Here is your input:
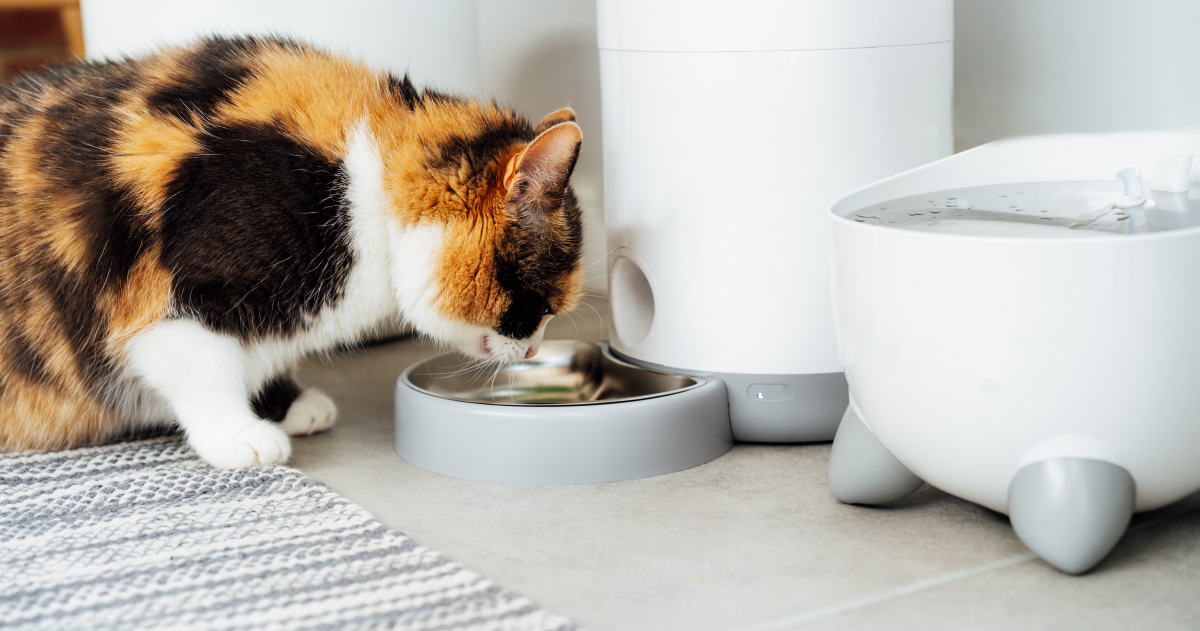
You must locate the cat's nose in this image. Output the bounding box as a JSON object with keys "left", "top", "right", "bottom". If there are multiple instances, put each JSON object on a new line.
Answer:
{"left": 479, "top": 335, "right": 492, "bottom": 355}
{"left": 523, "top": 320, "right": 549, "bottom": 359}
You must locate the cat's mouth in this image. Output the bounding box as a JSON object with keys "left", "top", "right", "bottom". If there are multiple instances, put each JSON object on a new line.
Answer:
{"left": 479, "top": 334, "right": 492, "bottom": 356}
{"left": 475, "top": 325, "right": 547, "bottom": 363}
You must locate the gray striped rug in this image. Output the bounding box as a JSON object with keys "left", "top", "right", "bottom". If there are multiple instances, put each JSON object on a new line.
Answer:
{"left": 0, "top": 436, "right": 576, "bottom": 631}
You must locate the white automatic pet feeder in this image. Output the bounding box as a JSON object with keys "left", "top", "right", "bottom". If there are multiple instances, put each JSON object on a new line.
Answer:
{"left": 826, "top": 131, "right": 1200, "bottom": 574}
{"left": 598, "top": 0, "right": 952, "bottom": 441}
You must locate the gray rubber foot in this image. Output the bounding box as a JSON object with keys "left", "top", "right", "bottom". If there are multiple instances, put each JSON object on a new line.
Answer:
{"left": 1008, "top": 458, "right": 1135, "bottom": 575}
{"left": 828, "top": 404, "right": 924, "bottom": 505}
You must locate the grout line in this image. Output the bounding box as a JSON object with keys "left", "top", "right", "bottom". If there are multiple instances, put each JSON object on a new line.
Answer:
{"left": 737, "top": 552, "right": 1039, "bottom": 631}
{"left": 734, "top": 501, "right": 1198, "bottom": 631}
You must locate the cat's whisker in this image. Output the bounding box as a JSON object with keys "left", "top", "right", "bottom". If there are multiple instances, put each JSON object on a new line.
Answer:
{"left": 561, "top": 310, "right": 581, "bottom": 339}
{"left": 477, "top": 357, "right": 505, "bottom": 398}
{"left": 463, "top": 351, "right": 504, "bottom": 391}
{"left": 574, "top": 300, "right": 605, "bottom": 333}
{"left": 487, "top": 363, "right": 504, "bottom": 400}
{"left": 430, "top": 359, "right": 483, "bottom": 378}
{"left": 507, "top": 363, "right": 517, "bottom": 403}
{"left": 591, "top": 265, "right": 646, "bottom": 282}
{"left": 438, "top": 353, "right": 498, "bottom": 379}
{"left": 465, "top": 350, "right": 508, "bottom": 391}
{"left": 579, "top": 241, "right": 628, "bottom": 274}
{"left": 581, "top": 272, "right": 612, "bottom": 284}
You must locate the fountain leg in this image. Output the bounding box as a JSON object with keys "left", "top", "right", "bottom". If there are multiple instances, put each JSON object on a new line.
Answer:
{"left": 1008, "top": 458, "right": 1135, "bottom": 575}
{"left": 828, "top": 404, "right": 924, "bottom": 505}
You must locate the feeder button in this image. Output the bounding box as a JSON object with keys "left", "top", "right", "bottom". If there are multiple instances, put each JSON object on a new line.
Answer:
{"left": 748, "top": 384, "right": 793, "bottom": 402}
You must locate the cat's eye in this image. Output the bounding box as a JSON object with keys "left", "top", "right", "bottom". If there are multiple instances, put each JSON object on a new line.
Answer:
{"left": 543, "top": 305, "right": 553, "bottom": 316}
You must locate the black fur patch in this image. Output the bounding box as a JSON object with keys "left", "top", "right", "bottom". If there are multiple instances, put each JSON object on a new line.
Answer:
{"left": 0, "top": 97, "right": 21, "bottom": 156}
{"left": 386, "top": 73, "right": 421, "bottom": 110}
{"left": 39, "top": 61, "right": 149, "bottom": 290}
{"left": 421, "top": 88, "right": 462, "bottom": 108}
{"left": 146, "top": 37, "right": 257, "bottom": 121}
{"left": 5, "top": 328, "right": 51, "bottom": 385}
{"left": 252, "top": 374, "right": 303, "bottom": 423}
{"left": 42, "top": 261, "right": 115, "bottom": 385}
{"left": 82, "top": 185, "right": 153, "bottom": 287}
{"left": 495, "top": 288, "right": 548, "bottom": 340}
{"left": 429, "top": 116, "right": 534, "bottom": 175}
{"left": 494, "top": 186, "right": 584, "bottom": 340}
{"left": 162, "top": 121, "right": 352, "bottom": 339}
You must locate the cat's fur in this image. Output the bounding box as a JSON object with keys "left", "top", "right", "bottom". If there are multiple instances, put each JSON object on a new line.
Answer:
{"left": 0, "top": 37, "right": 584, "bottom": 467}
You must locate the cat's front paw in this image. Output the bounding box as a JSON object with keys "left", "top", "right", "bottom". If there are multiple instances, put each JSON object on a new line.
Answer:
{"left": 280, "top": 388, "right": 338, "bottom": 436}
{"left": 193, "top": 421, "right": 292, "bottom": 468}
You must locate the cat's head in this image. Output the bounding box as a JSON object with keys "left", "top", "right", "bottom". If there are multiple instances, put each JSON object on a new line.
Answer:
{"left": 388, "top": 104, "right": 584, "bottom": 363}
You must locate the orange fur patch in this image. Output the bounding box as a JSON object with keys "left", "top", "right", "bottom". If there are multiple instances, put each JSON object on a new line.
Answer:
{"left": 0, "top": 380, "right": 115, "bottom": 451}
{"left": 215, "top": 45, "right": 384, "bottom": 158}
{"left": 429, "top": 143, "right": 521, "bottom": 324}
{"left": 434, "top": 216, "right": 508, "bottom": 325}
{"left": 110, "top": 104, "right": 200, "bottom": 213}
{"left": 3, "top": 112, "right": 92, "bottom": 274}
{"left": 105, "top": 248, "right": 171, "bottom": 347}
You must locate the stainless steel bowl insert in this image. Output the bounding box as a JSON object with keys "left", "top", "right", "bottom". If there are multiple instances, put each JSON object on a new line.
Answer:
{"left": 404, "top": 340, "right": 700, "bottom": 405}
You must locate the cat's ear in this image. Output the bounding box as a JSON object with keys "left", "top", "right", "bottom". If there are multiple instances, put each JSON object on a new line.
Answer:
{"left": 534, "top": 107, "right": 576, "bottom": 135}
{"left": 503, "top": 122, "right": 582, "bottom": 207}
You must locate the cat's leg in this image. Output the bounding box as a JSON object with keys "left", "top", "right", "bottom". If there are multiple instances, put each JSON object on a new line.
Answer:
{"left": 125, "top": 319, "right": 290, "bottom": 468}
{"left": 282, "top": 388, "right": 338, "bottom": 436}
{"left": 251, "top": 374, "right": 338, "bottom": 436}
{"left": 251, "top": 375, "right": 302, "bottom": 422}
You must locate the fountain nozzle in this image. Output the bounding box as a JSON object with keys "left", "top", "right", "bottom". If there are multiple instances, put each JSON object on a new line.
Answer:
{"left": 1114, "top": 167, "right": 1146, "bottom": 209}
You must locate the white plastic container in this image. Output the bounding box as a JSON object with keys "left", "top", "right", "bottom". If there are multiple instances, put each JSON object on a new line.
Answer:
{"left": 827, "top": 131, "right": 1200, "bottom": 574}
{"left": 598, "top": 0, "right": 953, "bottom": 441}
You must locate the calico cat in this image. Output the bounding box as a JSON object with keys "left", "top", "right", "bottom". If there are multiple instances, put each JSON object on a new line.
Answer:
{"left": 0, "top": 36, "right": 584, "bottom": 468}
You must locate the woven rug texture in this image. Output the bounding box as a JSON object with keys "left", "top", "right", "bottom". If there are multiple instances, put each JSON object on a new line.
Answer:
{"left": 0, "top": 437, "right": 576, "bottom": 631}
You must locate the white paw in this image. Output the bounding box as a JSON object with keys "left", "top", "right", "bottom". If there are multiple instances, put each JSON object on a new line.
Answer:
{"left": 280, "top": 388, "right": 338, "bottom": 436}
{"left": 193, "top": 421, "right": 292, "bottom": 469}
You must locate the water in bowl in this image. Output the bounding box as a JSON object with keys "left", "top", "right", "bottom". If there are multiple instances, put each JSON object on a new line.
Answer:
{"left": 847, "top": 181, "right": 1200, "bottom": 238}
{"left": 404, "top": 341, "right": 699, "bottom": 405}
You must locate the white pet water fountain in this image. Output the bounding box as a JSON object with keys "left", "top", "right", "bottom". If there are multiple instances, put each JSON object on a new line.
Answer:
{"left": 826, "top": 130, "right": 1200, "bottom": 573}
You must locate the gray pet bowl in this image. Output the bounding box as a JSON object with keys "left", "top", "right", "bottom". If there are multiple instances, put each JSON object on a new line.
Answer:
{"left": 394, "top": 340, "right": 732, "bottom": 484}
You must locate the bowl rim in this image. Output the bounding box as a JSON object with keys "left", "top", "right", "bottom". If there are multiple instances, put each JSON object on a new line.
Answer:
{"left": 399, "top": 340, "right": 708, "bottom": 407}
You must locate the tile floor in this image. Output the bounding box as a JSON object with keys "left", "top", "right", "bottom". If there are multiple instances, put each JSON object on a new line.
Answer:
{"left": 290, "top": 298, "right": 1200, "bottom": 630}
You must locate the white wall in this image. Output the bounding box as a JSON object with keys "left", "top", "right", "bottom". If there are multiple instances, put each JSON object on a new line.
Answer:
{"left": 81, "top": 0, "right": 481, "bottom": 94}
{"left": 955, "top": 0, "right": 1200, "bottom": 151}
